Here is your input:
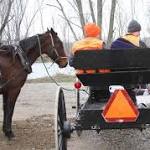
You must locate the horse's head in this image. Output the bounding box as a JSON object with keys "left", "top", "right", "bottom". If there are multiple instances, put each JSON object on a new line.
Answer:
{"left": 39, "top": 28, "right": 68, "bottom": 68}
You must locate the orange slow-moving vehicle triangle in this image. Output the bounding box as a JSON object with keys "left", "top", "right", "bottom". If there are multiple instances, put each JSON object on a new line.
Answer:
{"left": 102, "top": 89, "right": 139, "bottom": 122}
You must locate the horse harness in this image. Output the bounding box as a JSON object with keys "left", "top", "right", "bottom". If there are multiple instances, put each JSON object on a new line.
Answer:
{"left": 0, "top": 32, "right": 67, "bottom": 88}
{"left": 0, "top": 44, "right": 32, "bottom": 74}
{"left": 37, "top": 33, "right": 67, "bottom": 64}
{"left": 0, "top": 44, "right": 32, "bottom": 88}
{"left": 10, "top": 45, "right": 32, "bottom": 73}
{"left": 14, "top": 31, "right": 62, "bottom": 73}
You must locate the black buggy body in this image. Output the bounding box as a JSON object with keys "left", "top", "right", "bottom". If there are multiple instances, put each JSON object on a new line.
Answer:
{"left": 55, "top": 48, "right": 150, "bottom": 150}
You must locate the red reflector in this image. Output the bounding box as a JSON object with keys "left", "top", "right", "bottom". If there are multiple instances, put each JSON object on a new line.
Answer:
{"left": 102, "top": 89, "right": 139, "bottom": 122}
{"left": 74, "top": 82, "right": 81, "bottom": 89}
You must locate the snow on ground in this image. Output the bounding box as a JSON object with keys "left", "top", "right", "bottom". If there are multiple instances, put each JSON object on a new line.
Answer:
{"left": 27, "top": 63, "right": 75, "bottom": 79}
{"left": 136, "top": 95, "right": 150, "bottom": 106}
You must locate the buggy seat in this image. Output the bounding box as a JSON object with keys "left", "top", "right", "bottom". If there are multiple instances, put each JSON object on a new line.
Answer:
{"left": 72, "top": 48, "right": 150, "bottom": 88}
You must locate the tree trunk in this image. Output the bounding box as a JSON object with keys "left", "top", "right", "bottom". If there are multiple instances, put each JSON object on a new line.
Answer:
{"left": 56, "top": 0, "right": 78, "bottom": 40}
{"left": 107, "top": 0, "right": 117, "bottom": 47}
{"left": 75, "top": 0, "right": 85, "bottom": 34}
{"left": 0, "top": 0, "right": 14, "bottom": 37}
{"left": 89, "top": 0, "right": 96, "bottom": 23}
{"left": 97, "top": 0, "right": 103, "bottom": 39}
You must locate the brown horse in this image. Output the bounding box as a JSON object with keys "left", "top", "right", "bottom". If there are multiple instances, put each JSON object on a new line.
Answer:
{"left": 0, "top": 28, "right": 68, "bottom": 139}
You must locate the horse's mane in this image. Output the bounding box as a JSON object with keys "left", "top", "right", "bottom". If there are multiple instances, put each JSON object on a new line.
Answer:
{"left": 19, "top": 35, "right": 38, "bottom": 51}
{"left": 0, "top": 35, "right": 38, "bottom": 54}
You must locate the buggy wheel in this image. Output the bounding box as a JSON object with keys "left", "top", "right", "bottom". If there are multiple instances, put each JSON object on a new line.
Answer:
{"left": 55, "top": 87, "right": 67, "bottom": 150}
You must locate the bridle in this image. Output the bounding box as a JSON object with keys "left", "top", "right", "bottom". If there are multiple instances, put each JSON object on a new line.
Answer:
{"left": 49, "top": 32, "right": 67, "bottom": 63}
{"left": 37, "top": 32, "right": 67, "bottom": 64}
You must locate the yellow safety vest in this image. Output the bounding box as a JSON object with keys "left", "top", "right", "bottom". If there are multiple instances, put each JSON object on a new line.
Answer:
{"left": 71, "top": 37, "right": 111, "bottom": 74}
{"left": 72, "top": 37, "right": 104, "bottom": 54}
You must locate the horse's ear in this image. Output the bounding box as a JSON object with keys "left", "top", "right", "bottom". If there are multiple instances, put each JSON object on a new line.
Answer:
{"left": 51, "top": 28, "right": 54, "bottom": 33}
{"left": 51, "top": 28, "right": 57, "bottom": 35}
{"left": 47, "top": 28, "right": 50, "bottom": 31}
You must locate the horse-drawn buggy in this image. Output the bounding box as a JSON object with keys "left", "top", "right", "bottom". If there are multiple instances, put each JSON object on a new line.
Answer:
{"left": 55, "top": 48, "right": 150, "bottom": 150}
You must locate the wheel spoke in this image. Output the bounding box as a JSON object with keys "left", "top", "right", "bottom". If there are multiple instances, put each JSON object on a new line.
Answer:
{"left": 58, "top": 129, "right": 62, "bottom": 136}
{"left": 59, "top": 134, "right": 63, "bottom": 150}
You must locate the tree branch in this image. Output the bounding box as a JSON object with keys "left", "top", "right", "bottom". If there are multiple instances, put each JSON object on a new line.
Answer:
{"left": 0, "top": 0, "right": 14, "bottom": 36}
{"left": 88, "top": 0, "right": 96, "bottom": 23}
{"left": 75, "top": 0, "right": 85, "bottom": 34}
{"left": 107, "top": 0, "right": 117, "bottom": 47}
{"left": 47, "top": 0, "right": 78, "bottom": 40}
{"left": 58, "top": 14, "right": 81, "bottom": 29}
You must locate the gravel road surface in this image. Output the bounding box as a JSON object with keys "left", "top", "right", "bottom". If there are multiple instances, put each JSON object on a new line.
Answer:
{"left": 0, "top": 83, "right": 150, "bottom": 150}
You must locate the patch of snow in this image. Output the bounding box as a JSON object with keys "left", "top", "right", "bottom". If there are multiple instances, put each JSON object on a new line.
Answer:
{"left": 27, "top": 63, "right": 75, "bottom": 79}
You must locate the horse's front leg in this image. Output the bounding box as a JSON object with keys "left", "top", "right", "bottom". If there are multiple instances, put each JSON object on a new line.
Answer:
{"left": 3, "top": 88, "right": 20, "bottom": 139}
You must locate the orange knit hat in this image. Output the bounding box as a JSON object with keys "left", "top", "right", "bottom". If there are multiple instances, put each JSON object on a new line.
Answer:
{"left": 84, "top": 23, "right": 101, "bottom": 37}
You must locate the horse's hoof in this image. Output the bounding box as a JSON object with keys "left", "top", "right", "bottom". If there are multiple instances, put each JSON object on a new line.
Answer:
{"left": 5, "top": 131, "right": 15, "bottom": 139}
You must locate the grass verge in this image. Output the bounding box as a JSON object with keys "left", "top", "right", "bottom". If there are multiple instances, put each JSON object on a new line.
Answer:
{"left": 26, "top": 74, "right": 76, "bottom": 83}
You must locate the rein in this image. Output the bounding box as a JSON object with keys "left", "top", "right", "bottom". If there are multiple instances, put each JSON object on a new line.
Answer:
{"left": 49, "top": 32, "right": 67, "bottom": 62}
{"left": 36, "top": 34, "right": 75, "bottom": 92}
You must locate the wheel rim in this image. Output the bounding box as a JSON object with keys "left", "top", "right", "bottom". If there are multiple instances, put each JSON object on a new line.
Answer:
{"left": 55, "top": 87, "right": 67, "bottom": 150}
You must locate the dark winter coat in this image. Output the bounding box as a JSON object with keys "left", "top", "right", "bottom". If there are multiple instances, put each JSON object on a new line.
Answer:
{"left": 111, "top": 37, "right": 147, "bottom": 49}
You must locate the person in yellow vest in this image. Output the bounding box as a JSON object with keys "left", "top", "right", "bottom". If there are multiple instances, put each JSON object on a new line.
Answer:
{"left": 111, "top": 20, "right": 148, "bottom": 102}
{"left": 69, "top": 23, "right": 110, "bottom": 102}
{"left": 111, "top": 20, "right": 147, "bottom": 49}
{"left": 70, "top": 23, "right": 110, "bottom": 74}
{"left": 72, "top": 23, "right": 104, "bottom": 53}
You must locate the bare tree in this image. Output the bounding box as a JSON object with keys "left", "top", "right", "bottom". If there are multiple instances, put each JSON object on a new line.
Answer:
{"left": 107, "top": 0, "right": 117, "bottom": 47}
{"left": 97, "top": 0, "right": 102, "bottom": 27}
{"left": 24, "top": 7, "right": 40, "bottom": 38}
{"left": 88, "top": 0, "right": 96, "bottom": 23}
{"left": 1, "top": 0, "right": 45, "bottom": 44}
{"left": 130, "top": 0, "right": 137, "bottom": 19}
{"left": 146, "top": 2, "right": 150, "bottom": 37}
{"left": 75, "top": 0, "right": 85, "bottom": 33}
{"left": 47, "top": 0, "right": 78, "bottom": 40}
{"left": 97, "top": 0, "right": 103, "bottom": 39}
{"left": 46, "top": 0, "right": 118, "bottom": 48}
{"left": 13, "top": 0, "right": 29, "bottom": 41}
{"left": 37, "top": 0, "right": 45, "bottom": 32}
{"left": 115, "top": 2, "right": 129, "bottom": 37}
{"left": 0, "top": 0, "right": 14, "bottom": 38}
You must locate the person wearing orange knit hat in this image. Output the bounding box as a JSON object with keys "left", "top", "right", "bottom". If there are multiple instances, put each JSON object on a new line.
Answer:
{"left": 71, "top": 23, "right": 104, "bottom": 54}
{"left": 84, "top": 23, "right": 101, "bottom": 37}
{"left": 69, "top": 23, "right": 110, "bottom": 103}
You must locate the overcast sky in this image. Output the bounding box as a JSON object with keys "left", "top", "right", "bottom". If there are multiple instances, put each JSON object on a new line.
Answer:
{"left": 25, "top": 0, "right": 150, "bottom": 41}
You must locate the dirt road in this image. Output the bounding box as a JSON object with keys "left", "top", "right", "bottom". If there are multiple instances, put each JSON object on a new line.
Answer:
{"left": 0, "top": 82, "right": 76, "bottom": 150}
{"left": 0, "top": 83, "right": 150, "bottom": 150}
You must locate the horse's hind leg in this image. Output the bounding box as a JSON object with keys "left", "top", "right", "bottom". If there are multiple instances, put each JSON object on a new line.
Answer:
{"left": 3, "top": 88, "right": 21, "bottom": 139}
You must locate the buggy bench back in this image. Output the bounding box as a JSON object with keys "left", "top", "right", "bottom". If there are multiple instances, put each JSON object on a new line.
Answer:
{"left": 72, "top": 48, "right": 150, "bottom": 87}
